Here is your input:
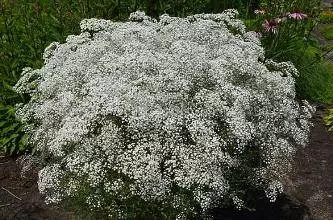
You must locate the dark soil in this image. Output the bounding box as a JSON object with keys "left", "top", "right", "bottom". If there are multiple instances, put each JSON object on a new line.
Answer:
{"left": 1, "top": 104, "right": 332, "bottom": 220}
{"left": 284, "top": 104, "right": 333, "bottom": 220}
{"left": 0, "top": 155, "right": 73, "bottom": 220}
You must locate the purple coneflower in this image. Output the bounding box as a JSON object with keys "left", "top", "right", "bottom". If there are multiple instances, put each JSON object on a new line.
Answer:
{"left": 263, "top": 20, "right": 278, "bottom": 34}
{"left": 288, "top": 9, "right": 308, "bottom": 20}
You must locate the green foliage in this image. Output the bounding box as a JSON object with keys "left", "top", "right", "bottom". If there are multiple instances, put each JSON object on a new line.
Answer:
{"left": 259, "top": 0, "right": 320, "bottom": 17}
{"left": 244, "top": 0, "right": 333, "bottom": 105}
{"left": 247, "top": 0, "right": 320, "bottom": 61}
{"left": 319, "top": 24, "right": 333, "bottom": 40}
{"left": 324, "top": 108, "right": 333, "bottom": 131}
{"left": 0, "top": 0, "right": 75, "bottom": 155}
{"left": 296, "top": 60, "right": 333, "bottom": 104}
{"left": 0, "top": 103, "right": 31, "bottom": 155}
{"left": 319, "top": 10, "right": 333, "bottom": 24}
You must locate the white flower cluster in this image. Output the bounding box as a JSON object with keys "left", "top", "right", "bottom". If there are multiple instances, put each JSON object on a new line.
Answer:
{"left": 265, "top": 180, "right": 284, "bottom": 202}
{"left": 15, "top": 10, "right": 313, "bottom": 217}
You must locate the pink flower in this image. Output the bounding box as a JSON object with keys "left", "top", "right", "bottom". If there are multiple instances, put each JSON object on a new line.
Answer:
{"left": 263, "top": 20, "right": 278, "bottom": 34}
{"left": 288, "top": 9, "right": 307, "bottom": 20}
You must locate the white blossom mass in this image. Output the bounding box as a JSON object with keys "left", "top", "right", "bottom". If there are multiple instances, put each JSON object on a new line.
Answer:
{"left": 14, "top": 10, "right": 314, "bottom": 218}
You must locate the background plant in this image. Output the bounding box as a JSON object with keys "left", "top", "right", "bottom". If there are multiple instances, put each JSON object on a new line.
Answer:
{"left": 319, "top": 10, "right": 333, "bottom": 24}
{"left": 244, "top": 0, "right": 333, "bottom": 104}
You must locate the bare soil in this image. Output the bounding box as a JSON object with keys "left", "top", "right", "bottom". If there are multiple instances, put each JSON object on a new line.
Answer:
{"left": 0, "top": 155, "right": 73, "bottom": 220}
{"left": 285, "top": 104, "right": 333, "bottom": 220}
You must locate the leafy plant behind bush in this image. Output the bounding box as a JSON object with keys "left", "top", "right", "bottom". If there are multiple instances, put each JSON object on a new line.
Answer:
{"left": 1, "top": 0, "right": 77, "bottom": 155}
{"left": 0, "top": 103, "right": 31, "bottom": 155}
{"left": 319, "top": 10, "right": 333, "bottom": 24}
{"left": 296, "top": 60, "right": 333, "bottom": 104}
{"left": 319, "top": 24, "right": 333, "bottom": 40}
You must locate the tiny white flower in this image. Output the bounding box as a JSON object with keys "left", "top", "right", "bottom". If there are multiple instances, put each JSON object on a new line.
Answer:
{"left": 15, "top": 9, "right": 312, "bottom": 217}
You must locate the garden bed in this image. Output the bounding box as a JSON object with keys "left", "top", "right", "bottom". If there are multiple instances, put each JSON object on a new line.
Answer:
{"left": 0, "top": 155, "right": 72, "bottom": 220}
{"left": 0, "top": 104, "right": 332, "bottom": 220}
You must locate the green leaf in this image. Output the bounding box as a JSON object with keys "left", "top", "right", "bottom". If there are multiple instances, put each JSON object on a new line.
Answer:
{"left": 0, "top": 121, "right": 6, "bottom": 127}
{"left": 3, "top": 81, "right": 15, "bottom": 92}
{"left": 10, "top": 143, "right": 16, "bottom": 155}
{"left": 7, "top": 107, "right": 16, "bottom": 116}
{"left": 50, "top": 14, "right": 61, "bottom": 24}
{"left": 0, "top": 123, "right": 18, "bottom": 134}
{"left": 1, "top": 137, "right": 11, "bottom": 145}
{"left": 1, "top": 133, "right": 19, "bottom": 145}
{"left": 10, "top": 133, "right": 19, "bottom": 140}
{"left": 0, "top": 104, "right": 7, "bottom": 111}
{"left": 19, "top": 142, "right": 26, "bottom": 151}
{"left": 19, "top": 133, "right": 29, "bottom": 146}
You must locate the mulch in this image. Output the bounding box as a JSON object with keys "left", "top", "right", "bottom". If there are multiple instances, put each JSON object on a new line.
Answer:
{"left": 0, "top": 104, "right": 332, "bottom": 220}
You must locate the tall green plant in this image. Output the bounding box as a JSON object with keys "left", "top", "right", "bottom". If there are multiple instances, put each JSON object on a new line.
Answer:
{"left": 244, "top": 0, "right": 333, "bottom": 104}
{"left": 246, "top": 0, "right": 320, "bottom": 62}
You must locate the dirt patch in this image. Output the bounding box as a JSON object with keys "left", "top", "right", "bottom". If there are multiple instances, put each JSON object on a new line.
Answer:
{"left": 0, "top": 104, "right": 332, "bottom": 219}
{"left": 285, "top": 104, "right": 333, "bottom": 220}
{"left": 0, "top": 155, "right": 73, "bottom": 220}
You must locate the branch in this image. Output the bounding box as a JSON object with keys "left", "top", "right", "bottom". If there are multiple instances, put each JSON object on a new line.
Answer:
{"left": 1, "top": 187, "right": 22, "bottom": 201}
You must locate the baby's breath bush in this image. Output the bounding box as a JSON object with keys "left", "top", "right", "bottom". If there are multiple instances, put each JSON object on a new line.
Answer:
{"left": 15, "top": 10, "right": 314, "bottom": 218}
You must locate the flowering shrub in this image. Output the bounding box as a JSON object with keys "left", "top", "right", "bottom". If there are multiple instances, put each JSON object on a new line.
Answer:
{"left": 14, "top": 10, "right": 314, "bottom": 218}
